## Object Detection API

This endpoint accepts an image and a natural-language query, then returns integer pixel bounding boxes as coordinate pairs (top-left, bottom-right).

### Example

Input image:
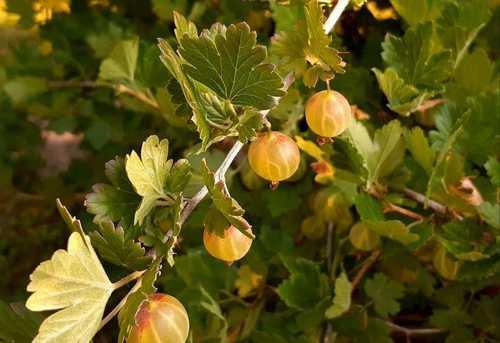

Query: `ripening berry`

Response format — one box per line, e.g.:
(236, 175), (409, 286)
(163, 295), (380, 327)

(127, 293), (189, 343)
(203, 225), (253, 262)
(248, 131), (300, 183)
(305, 90), (352, 138)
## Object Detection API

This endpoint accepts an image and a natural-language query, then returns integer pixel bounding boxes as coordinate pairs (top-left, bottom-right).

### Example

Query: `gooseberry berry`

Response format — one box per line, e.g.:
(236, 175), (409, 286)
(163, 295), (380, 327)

(248, 131), (300, 183)
(127, 293), (189, 343)
(203, 208), (253, 262)
(305, 90), (352, 138)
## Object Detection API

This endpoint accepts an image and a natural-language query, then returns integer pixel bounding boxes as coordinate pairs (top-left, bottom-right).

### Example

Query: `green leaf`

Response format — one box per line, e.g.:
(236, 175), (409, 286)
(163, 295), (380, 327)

(430, 308), (471, 330)
(438, 220), (490, 261)
(90, 221), (153, 271)
(175, 249), (237, 296)
(354, 193), (384, 221)
(471, 295), (500, 337)
(436, 0), (491, 67)
(26, 232), (113, 343)
(369, 120), (406, 186)
(199, 286), (228, 341)
(427, 105), (471, 199)
(405, 126), (435, 174)
(344, 120), (405, 188)
(457, 91), (500, 165)
(166, 159), (192, 193)
(485, 157), (500, 187)
(276, 256), (329, 310)
(0, 300), (42, 343)
(85, 157), (141, 228)
(268, 88), (304, 134)
(271, 0), (345, 86)
(126, 135), (173, 224)
(447, 48), (495, 101)
(3, 77), (47, 103)
(236, 110), (267, 144)
(262, 184), (304, 218)
(99, 37), (139, 81)
(349, 223), (381, 252)
(325, 273), (352, 319)
(389, 0), (445, 26)
(343, 120), (373, 177)
(373, 68), (431, 116)
(117, 260), (161, 343)
(178, 22), (285, 110)
(365, 220), (419, 245)
(158, 38), (237, 150)
(381, 24), (452, 90)
(364, 273), (404, 317)
(200, 159), (252, 237)
(478, 202), (500, 231)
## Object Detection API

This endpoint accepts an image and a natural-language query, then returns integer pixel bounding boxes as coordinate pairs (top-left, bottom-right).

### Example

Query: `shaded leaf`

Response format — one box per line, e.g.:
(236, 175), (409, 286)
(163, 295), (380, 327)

(365, 220), (419, 245)
(90, 221), (153, 271)
(364, 273), (404, 317)
(85, 157), (141, 228)
(99, 37), (139, 81)
(0, 300), (42, 343)
(276, 256), (329, 310)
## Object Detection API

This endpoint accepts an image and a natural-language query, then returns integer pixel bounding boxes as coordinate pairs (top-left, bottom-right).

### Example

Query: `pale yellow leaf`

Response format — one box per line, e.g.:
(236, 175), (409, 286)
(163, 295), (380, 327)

(26, 232), (113, 343)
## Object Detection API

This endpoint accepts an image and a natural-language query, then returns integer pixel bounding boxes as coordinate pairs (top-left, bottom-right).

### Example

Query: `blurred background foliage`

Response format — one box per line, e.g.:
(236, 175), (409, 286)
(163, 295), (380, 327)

(1, 0), (499, 342)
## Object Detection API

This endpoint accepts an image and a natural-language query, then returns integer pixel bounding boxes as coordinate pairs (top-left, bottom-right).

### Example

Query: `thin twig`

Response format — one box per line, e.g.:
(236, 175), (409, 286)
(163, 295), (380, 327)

(383, 202), (424, 221)
(323, 0), (350, 34)
(99, 277), (143, 330)
(326, 222), (334, 273)
(402, 188), (463, 220)
(49, 80), (160, 109)
(351, 250), (381, 291)
(385, 320), (448, 336)
(112, 270), (145, 290)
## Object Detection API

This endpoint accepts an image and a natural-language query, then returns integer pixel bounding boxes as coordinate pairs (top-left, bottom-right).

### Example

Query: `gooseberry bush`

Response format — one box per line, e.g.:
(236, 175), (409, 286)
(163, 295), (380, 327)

(0, 0), (499, 342)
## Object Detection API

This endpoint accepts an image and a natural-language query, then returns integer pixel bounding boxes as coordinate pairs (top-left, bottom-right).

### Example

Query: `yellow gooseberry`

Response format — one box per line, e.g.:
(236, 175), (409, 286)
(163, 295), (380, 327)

(127, 293), (189, 343)
(203, 225), (253, 262)
(248, 131), (300, 183)
(305, 90), (352, 138)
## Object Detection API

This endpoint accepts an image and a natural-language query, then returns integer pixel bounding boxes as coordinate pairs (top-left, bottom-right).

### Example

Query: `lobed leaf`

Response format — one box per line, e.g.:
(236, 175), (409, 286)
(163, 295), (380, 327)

(90, 221), (153, 271)
(26, 232), (113, 343)
(179, 22), (284, 110)
(364, 273), (404, 317)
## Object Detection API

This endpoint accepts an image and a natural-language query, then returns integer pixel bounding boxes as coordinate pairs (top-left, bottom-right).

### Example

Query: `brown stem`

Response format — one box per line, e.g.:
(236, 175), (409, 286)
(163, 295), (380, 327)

(49, 80), (160, 109)
(383, 202), (424, 221)
(99, 277), (143, 330)
(402, 188), (463, 220)
(351, 250), (381, 292)
(385, 320), (447, 336)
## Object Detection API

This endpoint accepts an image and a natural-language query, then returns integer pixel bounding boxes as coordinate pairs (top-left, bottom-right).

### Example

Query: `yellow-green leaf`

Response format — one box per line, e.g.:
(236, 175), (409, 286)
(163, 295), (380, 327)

(349, 222), (381, 251)
(325, 273), (352, 319)
(26, 232), (113, 343)
(126, 135), (173, 224)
